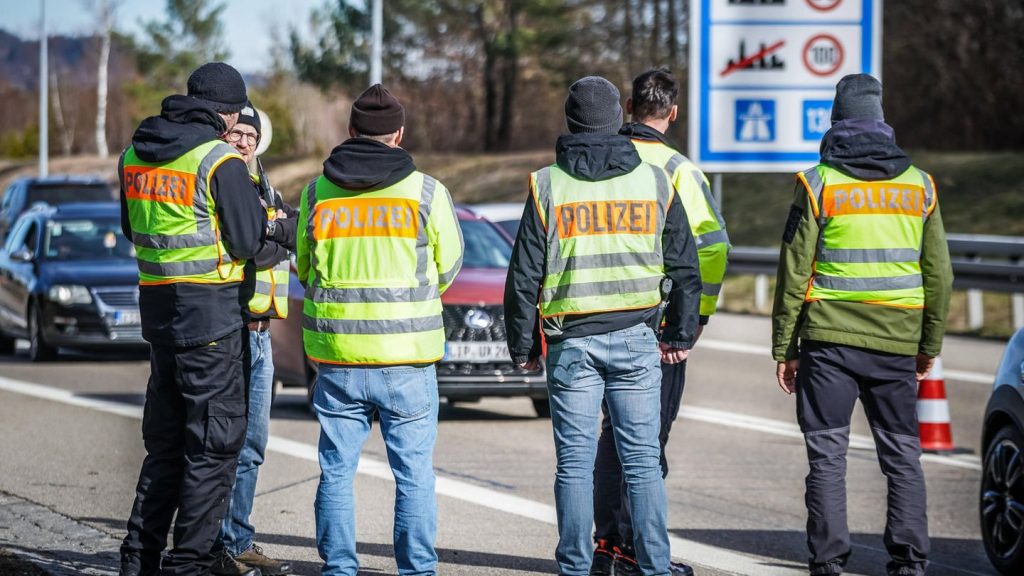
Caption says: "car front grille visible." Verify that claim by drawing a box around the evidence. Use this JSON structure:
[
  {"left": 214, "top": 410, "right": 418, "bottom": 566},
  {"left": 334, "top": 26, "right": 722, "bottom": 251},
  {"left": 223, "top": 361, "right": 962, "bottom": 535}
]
[
  {"left": 109, "top": 325, "right": 144, "bottom": 341},
  {"left": 437, "top": 362, "right": 543, "bottom": 377},
  {"left": 93, "top": 288, "right": 138, "bottom": 308},
  {"left": 442, "top": 304, "right": 506, "bottom": 342}
]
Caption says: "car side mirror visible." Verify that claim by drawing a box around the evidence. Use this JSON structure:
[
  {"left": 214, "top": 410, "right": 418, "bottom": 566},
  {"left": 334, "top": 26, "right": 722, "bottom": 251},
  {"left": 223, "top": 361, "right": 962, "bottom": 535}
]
[{"left": 10, "top": 248, "right": 32, "bottom": 262}]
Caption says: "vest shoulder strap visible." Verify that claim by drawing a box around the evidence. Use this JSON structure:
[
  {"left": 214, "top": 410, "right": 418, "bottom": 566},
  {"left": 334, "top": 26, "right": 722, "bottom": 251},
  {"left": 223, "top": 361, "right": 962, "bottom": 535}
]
[{"left": 797, "top": 166, "right": 825, "bottom": 223}]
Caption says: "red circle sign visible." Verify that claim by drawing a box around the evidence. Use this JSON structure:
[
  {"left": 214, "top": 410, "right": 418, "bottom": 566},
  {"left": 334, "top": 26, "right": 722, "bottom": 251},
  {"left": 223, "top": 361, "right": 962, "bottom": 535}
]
[
  {"left": 802, "top": 34, "right": 844, "bottom": 76},
  {"left": 806, "top": 0, "right": 842, "bottom": 11}
]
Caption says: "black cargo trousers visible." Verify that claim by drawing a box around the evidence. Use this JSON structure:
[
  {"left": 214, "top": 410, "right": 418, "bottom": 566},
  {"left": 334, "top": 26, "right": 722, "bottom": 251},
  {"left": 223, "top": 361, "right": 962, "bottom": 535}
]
[
  {"left": 120, "top": 328, "right": 250, "bottom": 576},
  {"left": 593, "top": 360, "right": 687, "bottom": 548},
  {"left": 797, "top": 341, "right": 929, "bottom": 576}
]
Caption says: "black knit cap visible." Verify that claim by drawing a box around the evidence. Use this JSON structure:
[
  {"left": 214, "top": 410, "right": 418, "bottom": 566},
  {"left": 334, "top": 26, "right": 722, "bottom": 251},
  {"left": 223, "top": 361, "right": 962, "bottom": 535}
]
[
  {"left": 187, "top": 62, "right": 248, "bottom": 114},
  {"left": 831, "top": 73, "right": 884, "bottom": 124},
  {"left": 236, "top": 101, "right": 261, "bottom": 135},
  {"left": 564, "top": 76, "right": 623, "bottom": 135},
  {"left": 350, "top": 84, "right": 405, "bottom": 136}
]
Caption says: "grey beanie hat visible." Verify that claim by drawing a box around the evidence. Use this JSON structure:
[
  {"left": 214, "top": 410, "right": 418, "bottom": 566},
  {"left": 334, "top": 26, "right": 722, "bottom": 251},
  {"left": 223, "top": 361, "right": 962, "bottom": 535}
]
[
  {"left": 187, "top": 62, "right": 248, "bottom": 114},
  {"left": 831, "top": 73, "right": 884, "bottom": 124},
  {"left": 564, "top": 76, "right": 623, "bottom": 135}
]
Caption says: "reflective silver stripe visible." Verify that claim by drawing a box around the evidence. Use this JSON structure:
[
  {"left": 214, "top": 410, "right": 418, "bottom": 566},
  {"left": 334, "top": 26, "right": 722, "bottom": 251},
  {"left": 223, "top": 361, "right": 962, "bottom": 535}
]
[
  {"left": 137, "top": 258, "right": 220, "bottom": 277},
  {"left": 692, "top": 169, "right": 727, "bottom": 228},
  {"left": 302, "top": 314, "right": 444, "bottom": 335},
  {"left": 702, "top": 282, "right": 722, "bottom": 297},
  {"left": 542, "top": 275, "right": 663, "bottom": 302},
  {"left": 917, "top": 168, "right": 934, "bottom": 221},
  {"left": 813, "top": 274, "right": 923, "bottom": 291},
  {"left": 801, "top": 167, "right": 825, "bottom": 224},
  {"left": 306, "top": 284, "right": 440, "bottom": 304},
  {"left": 534, "top": 167, "right": 560, "bottom": 265},
  {"left": 436, "top": 177, "right": 463, "bottom": 285},
  {"left": 652, "top": 164, "right": 671, "bottom": 256},
  {"left": 415, "top": 174, "right": 437, "bottom": 285},
  {"left": 695, "top": 228, "right": 730, "bottom": 248},
  {"left": 305, "top": 177, "right": 320, "bottom": 287},
  {"left": 550, "top": 251, "right": 662, "bottom": 272},
  {"left": 255, "top": 279, "right": 289, "bottom": 297},
  {"left": 664, "top": 153, "right": 684, "bottom": 177},
  {"left": 131, "top": 230, "right": 217, "bottom": 249},
  {"left": 817, "top": 247, "right": 920, "bottom": 263}
]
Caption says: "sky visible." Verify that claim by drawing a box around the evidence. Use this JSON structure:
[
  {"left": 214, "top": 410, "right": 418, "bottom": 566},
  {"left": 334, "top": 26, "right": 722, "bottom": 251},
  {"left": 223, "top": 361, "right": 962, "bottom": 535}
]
[{"left": 3, "top": 0, "right": 324, "bottom": 74}]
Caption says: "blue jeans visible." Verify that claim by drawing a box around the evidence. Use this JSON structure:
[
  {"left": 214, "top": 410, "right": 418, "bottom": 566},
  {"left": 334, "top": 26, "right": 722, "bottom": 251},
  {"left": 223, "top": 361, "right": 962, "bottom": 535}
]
[
  {"left": 545, "top": 324, "right": 669, "bottom": 576},
  {"left": 314, "top": 364, "right": 439, "bottom": 576},
  {"left": 217, "top": 328, "right": 274, "bottom": 556}
]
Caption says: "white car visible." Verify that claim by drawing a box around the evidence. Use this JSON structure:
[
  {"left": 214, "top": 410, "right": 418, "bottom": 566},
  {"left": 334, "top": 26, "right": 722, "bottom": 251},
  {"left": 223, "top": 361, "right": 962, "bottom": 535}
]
[{"left": 468, "top": 203, "right": 525, "bottom": 239}]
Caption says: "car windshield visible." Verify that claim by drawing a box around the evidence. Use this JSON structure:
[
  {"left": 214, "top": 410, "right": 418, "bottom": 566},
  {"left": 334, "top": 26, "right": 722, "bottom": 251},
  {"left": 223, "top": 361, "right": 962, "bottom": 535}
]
[
  {"left": 461, "top": 219, "right": 512, "bottom": 269},
  {"left": 495, "top": 219, "right": 519, "bottom": 239},
  {"left": 43, "top": 218, "right": 134, "bottom": 262},
  {"left": 27, "top": 184, "right": 115, "bottom": 206}
]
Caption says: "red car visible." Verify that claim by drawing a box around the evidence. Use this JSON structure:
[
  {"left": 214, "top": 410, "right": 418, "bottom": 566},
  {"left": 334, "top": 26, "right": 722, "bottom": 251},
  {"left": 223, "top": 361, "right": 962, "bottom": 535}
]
[{"left": 271, "top": 206, "right": 550, "bottom": 417}]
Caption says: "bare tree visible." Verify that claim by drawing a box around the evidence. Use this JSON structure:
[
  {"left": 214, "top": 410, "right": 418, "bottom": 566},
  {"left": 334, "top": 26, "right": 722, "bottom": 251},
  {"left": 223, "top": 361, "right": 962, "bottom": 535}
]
[{"left": 91, "top": 0, "right": 119, "bottom": 158}]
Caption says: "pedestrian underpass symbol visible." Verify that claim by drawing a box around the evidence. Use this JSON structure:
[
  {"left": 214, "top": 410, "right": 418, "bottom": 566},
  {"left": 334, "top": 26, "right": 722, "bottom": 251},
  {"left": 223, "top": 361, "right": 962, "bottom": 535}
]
[{"left": 735, "top": 99, "right": 775, "bottom": 142}]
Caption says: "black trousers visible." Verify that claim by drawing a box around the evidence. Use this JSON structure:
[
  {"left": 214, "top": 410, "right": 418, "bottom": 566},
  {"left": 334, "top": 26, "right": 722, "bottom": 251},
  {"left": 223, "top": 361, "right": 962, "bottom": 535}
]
[
  {"left": 797, "top": 341, "right": 928, "bottom": 576},
  {"left": 120, "top": 328, "right": 250, "bottom": 576},
  {"left": 593, "top": 360, "right": 687, "bottom": 548}
]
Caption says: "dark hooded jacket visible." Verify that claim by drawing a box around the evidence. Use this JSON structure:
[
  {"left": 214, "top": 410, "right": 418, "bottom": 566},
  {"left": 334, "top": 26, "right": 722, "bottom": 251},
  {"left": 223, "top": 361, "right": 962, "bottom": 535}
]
[
  {"left": 119, "top": 95, "right": 268, "bottom": 346},
  {"left": 322, "top": 137, "right": 417, "bottom": 190},
  {"left": 772, "top": 119, "right": 953, "bottom": 360},
  {"left": 504, "top": 133, "right": 702, "bottom": 364}
]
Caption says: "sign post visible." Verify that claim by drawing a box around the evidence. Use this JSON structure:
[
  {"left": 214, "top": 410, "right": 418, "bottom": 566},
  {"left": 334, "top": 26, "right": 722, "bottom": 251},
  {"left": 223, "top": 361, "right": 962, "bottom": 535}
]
[{"left": 689, "top": 0, "right": 882, "bottom": 173}]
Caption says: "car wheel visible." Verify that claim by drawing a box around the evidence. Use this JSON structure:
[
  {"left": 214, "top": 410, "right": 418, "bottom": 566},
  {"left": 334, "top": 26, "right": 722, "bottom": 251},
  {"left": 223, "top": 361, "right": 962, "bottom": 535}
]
[
  {"left": 28, "top": 302, "right": 57, "bottom": 362},
  {"left": 532, "top": 397, "right": 551, "bottom": 418},
  {"left": 981, "top": 424, "right": 1024, "bottom": 574}
]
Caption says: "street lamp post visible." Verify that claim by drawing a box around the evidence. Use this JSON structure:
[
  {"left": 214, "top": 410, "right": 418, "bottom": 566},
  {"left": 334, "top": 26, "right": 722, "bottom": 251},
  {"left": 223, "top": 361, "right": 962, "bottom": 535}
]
[
  {"left": 370, "top": 0, "right": 382, "bottom": 86},
  {"left": 39, "top": 0, "right": 48, "bottom": 177}
]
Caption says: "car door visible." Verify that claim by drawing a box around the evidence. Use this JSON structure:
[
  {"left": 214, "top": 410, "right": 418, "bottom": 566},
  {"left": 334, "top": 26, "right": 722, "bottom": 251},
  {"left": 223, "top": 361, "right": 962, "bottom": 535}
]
[{"left": 0, "top": 219, "right": 30, "bottom": 335}]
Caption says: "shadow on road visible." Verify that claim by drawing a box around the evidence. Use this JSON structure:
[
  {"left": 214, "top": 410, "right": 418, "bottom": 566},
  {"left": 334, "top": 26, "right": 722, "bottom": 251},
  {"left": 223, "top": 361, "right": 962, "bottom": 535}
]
[
  {"left": 671, "top": 529, "right": 995, "bottom": 576},
  {"left": 270, "top": 394, "right": 541, "bottom": 423}
]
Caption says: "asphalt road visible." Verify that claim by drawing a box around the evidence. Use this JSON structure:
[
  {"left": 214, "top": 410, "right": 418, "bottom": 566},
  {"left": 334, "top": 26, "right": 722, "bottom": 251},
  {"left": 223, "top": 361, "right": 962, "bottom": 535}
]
[{"left": 0, "top": 313, "right": 1003, "bottom": 576}]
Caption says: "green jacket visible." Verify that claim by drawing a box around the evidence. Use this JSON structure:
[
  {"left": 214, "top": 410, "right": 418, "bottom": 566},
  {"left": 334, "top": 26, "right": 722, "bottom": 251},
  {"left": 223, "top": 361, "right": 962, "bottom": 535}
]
[{"left": 771, "top": 180, "right": 953, "bottom": 361}]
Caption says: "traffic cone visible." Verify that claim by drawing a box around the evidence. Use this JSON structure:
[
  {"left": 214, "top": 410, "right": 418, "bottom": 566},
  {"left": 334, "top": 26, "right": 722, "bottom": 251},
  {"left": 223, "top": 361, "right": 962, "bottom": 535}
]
[{"left": 917, "top": 357, "right": 954, "bottom": 453}]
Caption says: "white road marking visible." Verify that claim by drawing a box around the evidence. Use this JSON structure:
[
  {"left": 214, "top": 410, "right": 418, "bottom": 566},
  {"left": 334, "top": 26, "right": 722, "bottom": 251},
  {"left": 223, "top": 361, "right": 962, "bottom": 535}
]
[
  {"left": 0, "top": 374, "right": 983, "bottom": 574},
  {"left": 699, "top": 339, "right": 997, "bottom": 385}
]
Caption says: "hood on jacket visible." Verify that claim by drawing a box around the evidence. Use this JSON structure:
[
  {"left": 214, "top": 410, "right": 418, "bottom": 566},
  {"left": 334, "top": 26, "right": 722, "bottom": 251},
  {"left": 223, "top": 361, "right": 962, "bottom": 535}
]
[
  {"left": 619, "top": 121, "right": 680, "bottom": 150},
  {"left": 555, "top": 133, "right": 641, "bottom": 182},
  {"left": 322, "top": 138, "right": 416, "bottom": 191},
  {"left": 820, "top": 118, "right": 912, "bottom": 181},
  {"left": 131, "top": 95, "right": 226, "bottom": 163}
]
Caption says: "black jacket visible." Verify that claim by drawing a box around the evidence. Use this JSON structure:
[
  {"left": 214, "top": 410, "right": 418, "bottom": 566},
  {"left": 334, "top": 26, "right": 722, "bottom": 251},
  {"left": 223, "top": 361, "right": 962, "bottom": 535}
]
[
  {"left": 504, "top": 133, "right": 702, "bottom": 364},
  {"left": 119, "top": 95, "right": 268, "bottom": 347}
]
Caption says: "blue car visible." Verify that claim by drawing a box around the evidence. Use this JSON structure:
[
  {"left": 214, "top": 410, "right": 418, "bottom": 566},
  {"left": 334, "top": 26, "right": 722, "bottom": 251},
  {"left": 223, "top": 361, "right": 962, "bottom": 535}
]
[{"left": 0, "top": 202, "right": 145, "bottom": 360}]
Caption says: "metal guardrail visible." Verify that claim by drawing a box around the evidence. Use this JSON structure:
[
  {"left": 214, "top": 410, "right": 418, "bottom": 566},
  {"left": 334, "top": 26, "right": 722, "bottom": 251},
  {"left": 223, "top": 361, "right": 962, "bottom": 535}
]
[{"left": 729, "top": 234, "right": 1024, "bottom": 292}]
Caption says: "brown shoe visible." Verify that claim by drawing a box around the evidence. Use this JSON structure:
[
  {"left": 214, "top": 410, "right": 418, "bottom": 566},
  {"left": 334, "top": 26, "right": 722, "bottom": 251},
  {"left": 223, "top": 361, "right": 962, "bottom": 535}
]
[
  {"left": 234, "top": 544, "right": 291, "bottom": 576},
  {"left": 209, "top": 549, "right": 261, "bottom": 576}
]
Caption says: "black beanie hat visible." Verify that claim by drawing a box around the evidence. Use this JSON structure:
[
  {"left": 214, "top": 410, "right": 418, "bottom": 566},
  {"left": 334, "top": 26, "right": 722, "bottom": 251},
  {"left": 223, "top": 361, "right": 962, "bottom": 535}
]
[
  {"left": 564, "top": 76, "right": 623, "bottom": 135},
  {"left": 831, "top": 73, "right": 884, "bottom": 124},
  {"left": 187, "top": 62, "right": 248, "bottom": 114},
  {"left": 237, "top": 101, "right": 261, "bottom": 135},
  {"left": 350, "top": 84, "right": 405, "bottom": 136}
]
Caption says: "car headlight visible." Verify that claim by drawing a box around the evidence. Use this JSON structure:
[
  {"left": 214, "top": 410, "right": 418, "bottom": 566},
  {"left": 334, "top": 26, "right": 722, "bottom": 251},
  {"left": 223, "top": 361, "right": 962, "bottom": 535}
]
[{"left": 48, "top": 285, "right": 93, "bottom": 305}]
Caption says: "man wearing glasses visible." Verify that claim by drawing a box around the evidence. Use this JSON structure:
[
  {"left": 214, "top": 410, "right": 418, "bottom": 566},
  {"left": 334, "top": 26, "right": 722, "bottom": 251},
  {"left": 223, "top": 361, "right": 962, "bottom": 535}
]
[{"left": 210, "top": 103, "right": 297, "bottom": 576}]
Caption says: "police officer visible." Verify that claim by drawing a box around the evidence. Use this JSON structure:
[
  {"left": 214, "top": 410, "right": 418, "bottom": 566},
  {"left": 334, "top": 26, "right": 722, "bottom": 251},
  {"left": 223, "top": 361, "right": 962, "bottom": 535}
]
[
  {"left": 591, "top": 67, "right": 729, "bottom": 576},
  {"left": 118, "top": 62, "right": 268, "bottom": 576},
  {"left": 210, "top": 103, "right": 295, "bottom": 576},
  {"left": 504, "top": 76, "right": 702, "bottom": 576},
  {"left": 772, "top": 74, "right": 953, "bottom": 576},
  {"left": 297, "top": 84, "right": 463, "bottom": 575}
]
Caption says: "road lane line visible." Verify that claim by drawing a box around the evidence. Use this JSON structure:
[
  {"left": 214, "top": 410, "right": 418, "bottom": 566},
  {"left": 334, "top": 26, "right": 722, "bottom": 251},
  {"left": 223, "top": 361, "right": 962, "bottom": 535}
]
[
  {"left": 699, "top": 339, "right": 997, "bottom": 385},
  {"left": 0, "top": 375, "right": 982, "bottom": 574}
]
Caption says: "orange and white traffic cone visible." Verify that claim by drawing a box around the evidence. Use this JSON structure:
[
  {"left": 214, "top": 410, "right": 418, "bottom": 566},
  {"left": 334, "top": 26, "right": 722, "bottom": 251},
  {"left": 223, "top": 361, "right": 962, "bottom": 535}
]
[{"left": 917, "top": 357, "right": 954, "bottom": 453}]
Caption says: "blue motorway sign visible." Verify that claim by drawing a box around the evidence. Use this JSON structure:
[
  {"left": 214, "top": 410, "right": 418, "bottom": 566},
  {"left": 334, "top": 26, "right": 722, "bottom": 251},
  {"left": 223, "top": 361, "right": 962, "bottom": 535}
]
[{"left": 688, "top": 0, "right": 882, "bottom": 172}]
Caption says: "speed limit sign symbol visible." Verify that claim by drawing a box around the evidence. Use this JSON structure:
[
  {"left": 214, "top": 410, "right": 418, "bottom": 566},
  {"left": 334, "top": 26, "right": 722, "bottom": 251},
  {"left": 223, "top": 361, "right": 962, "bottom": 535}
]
[
  {"left": 803, "top": 34, "right": 844, "bottom": 76},
  {"left": 806, "top": 0, "right": 842, "bottom": 10}
]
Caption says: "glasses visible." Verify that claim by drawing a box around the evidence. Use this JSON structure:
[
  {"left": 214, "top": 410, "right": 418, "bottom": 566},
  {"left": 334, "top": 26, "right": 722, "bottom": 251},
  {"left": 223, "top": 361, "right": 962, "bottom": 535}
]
[{"left": 225, "top": 129, "right": 259, "bottom": 147}]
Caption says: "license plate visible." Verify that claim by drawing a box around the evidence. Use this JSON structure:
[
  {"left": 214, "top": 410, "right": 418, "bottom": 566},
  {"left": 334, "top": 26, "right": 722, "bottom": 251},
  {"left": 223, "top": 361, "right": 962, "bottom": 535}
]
[
  {"left": 444, "top": 341, "right": 509, "bottom": 363},
  {"left": 112, "top": 310, "right": 141, "bottom": 326}
]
